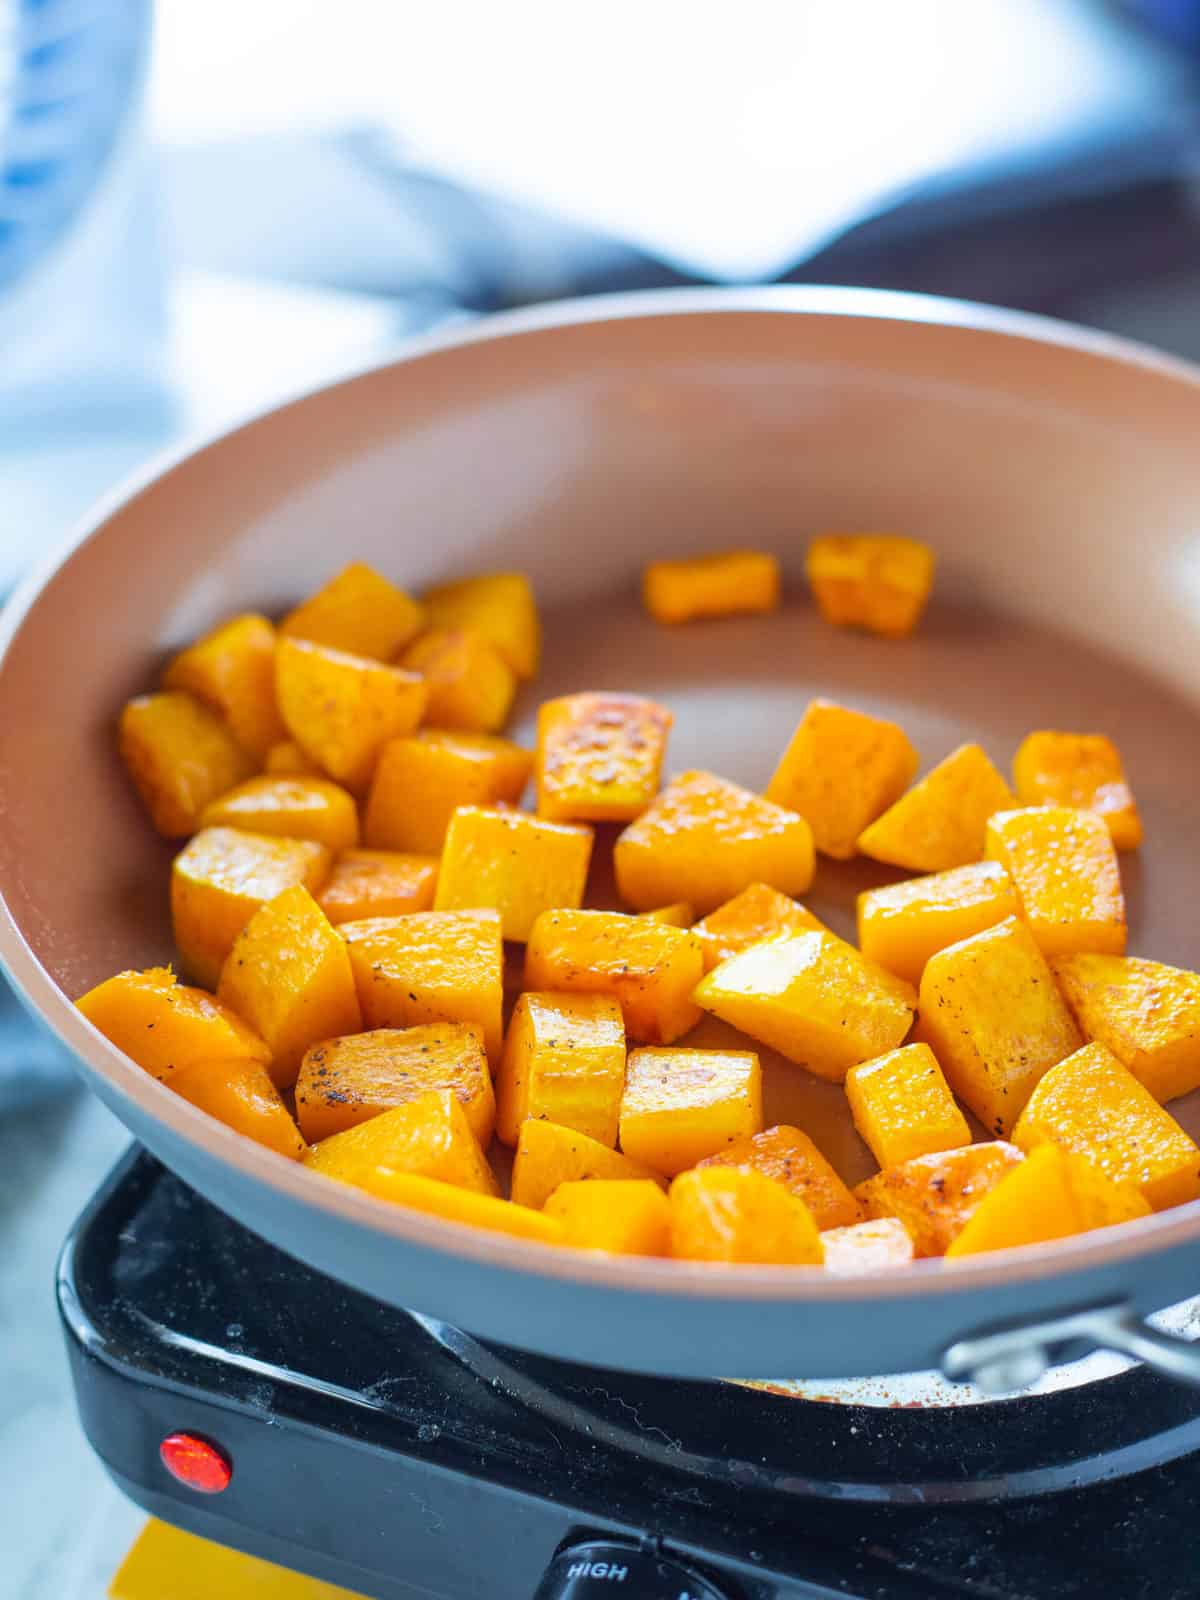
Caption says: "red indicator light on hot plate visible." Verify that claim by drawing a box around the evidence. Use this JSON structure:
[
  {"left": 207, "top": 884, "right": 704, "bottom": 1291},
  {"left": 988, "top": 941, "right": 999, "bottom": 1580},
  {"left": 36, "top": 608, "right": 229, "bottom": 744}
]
[{"left": 159, "top": 1431, "right": 232, "bottom": 1493}]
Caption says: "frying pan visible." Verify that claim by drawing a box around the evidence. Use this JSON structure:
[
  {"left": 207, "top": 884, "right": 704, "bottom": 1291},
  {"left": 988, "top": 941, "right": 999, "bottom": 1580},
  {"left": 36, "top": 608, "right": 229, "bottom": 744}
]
[{"left": 5, "top": 287, "right": 1200, "bottom": 1387}]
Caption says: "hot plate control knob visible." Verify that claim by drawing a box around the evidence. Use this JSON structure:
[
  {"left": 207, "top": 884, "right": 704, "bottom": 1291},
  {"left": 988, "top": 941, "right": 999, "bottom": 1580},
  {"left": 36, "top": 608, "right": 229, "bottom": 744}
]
[{"left": 534, "top": 1540, "right": 734, "bottom": 1600}]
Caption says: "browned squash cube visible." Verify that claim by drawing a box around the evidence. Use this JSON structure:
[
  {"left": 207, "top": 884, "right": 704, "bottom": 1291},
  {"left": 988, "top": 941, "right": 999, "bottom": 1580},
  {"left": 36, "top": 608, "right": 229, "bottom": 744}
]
[
  {"left": 536, "top": 692, "right": 672, "bottom": 822},
  {"left": 170, "top": 1057, "right": 307, "bottom": 1160},
  {"left": 496, "top": 991, "right": 626, "bottom": 1147},
  {"left": 295, "top": 1022, "right": 494, "bottom": 1147},
  {"left": 162, "top": 612, "right": 287, "bottom": 761},
  {"left": 280, "top": 562, "right": 424, "bottom": 660},
  {"left": 434, "top": 806, "right": 593, "bottom": 941},
  {"left": 317, "top": 850, "right": 439, "bottom": 925},
  {"left": 304, "top": 1087, "right": 497, "bottom": 1196},
  {"left": 119, "top": 691, "right": 253, "bottom": 838},
  {"left": 619, "top": 1047, "right": 762, "bottom": 1175},
  {"left": 340, "top": 910, "right": 504, "bottom": 1062},
  {"left": 76, "top": 966, "right": 269, "bottom": 1082},
  {"left": 217, "top": 885, "right": 362, "bottom": 1087}
]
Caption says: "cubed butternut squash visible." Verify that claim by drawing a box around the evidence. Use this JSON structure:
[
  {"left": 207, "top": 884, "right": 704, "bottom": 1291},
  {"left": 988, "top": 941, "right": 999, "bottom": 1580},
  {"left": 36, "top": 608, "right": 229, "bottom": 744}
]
[
  {"left": 637, "top": 902, "right": 694, "bottom": 927},
  {"left": 691, "top": 882, "right": 827, "bottom": 972},
  {"left": 364, "top": 730, "right": 533, "bottom": 854},
  {"left": 264, "top": 739, "right": 323, "bottom": 777},
  {"left": 434, "top": 806, "right": 593, "bottom": 941},
  {"left": 820, "top": 1216, "right": 914, "bottom": 1273},
  {"left": 217, "top": 885, "right": 362, "bottom": 1087},
  {"left": 169, "top": 1057, "right": 307, "bottom": 1159},
  {"left": 855, "top": 1142, "right": 1024, "bottom": 1257},
  {"left": 765, "top": 699, "right": 918, "bottom": 860},
  {"left": 544, "top": 1179, "right": 671, "bottom": 1255},
  {"left": 614, "top": 769, "right": 815, "bottom": 914},
  {"left": 857, "top": 860, "right": 1018, "bottom": 986},
  {"left": 162, "top": 613, "right": 287, "bottom": 761},
  {"left": 340, "top": 1170, "right": 564, "bottom": 1245},
  {"left": 317, "top": 849, "right": 439, "bottom": 925},
  {"left": 845, "top": 1043, "right": 971, "bottom": 1169},
  {"left": 619, "top": 1047, "right": 763, "bottom": 1175},
  {"left": 642, "top": 550, "right": 780, "bottom": 624},
  {"left": 76, "top": 966, "right": 270, "bottom": 1082},
  {"left": 304, "top": 1088, "right": 497, "bottom": 1195},
  {"left": 945, "top": 1144, "right": 1151, "bottom": 1257},
  {"left": 668, "top": 1167, "right": 823, "bottom": 1264},
  {"left": 340, "top": 910, "right": 504, "bottom": 1062},
  {"left": 511, "top": 1118, "right": 664, "bottom": 1209},
  {"left": 693, "top": 930, "right": 913, "bottom": 1082},
  {"left": 696, "top": 1124, "right": 861, "bottom": 1228},
  {"left": 806, "top": 534, "right": 935, "bottom": 638},
  {"left": 400, "top": 627, "right": 516, "bottom": 733},
  {"left": 1051, "top": 953, "right": 1200, "bottom": 1103},
  {"left": 119, "top": 691, "right": 254, "bottom": 838},
  {"left": 1012, "top": 1042, "right": 1200, "bottom": 1210},
  {"left": 171, "top": 826, "right": 332, "bottom": 989},
  {"left": 524, "top": 909, "right": 704, "bottom": 1044},
  {"left": 857, "top": 743, "right": 1015, "bottom": 873},
  {"left": 200, "top": 775, "right": 359, "bottom": 852},
  {"left": 423, "top": 571, "right": 540, "bottom": 679},
  {"left": 496, "top": 992, "right": 625, "bottom": 1147},
  {"left": 535, "top": 692, "right": 673, "bottom": 822},
  {"left": 275, "top": 636, "right": 428, "bottom": 792},
  {"left": 279, "top": 561, "right": 424, "bottom": 660},
  {"left": 295, "top": 1022, "right": 495, "bottom": 1146},
  {"left": 985, "top": 807, "right": 1126, "bottom": 958},
  {"left": 918, "top": 917, "right": 1080, "bottom": 1136},
  {"left": 1013, "top": 730, "right": 1142, "bottom": 850}
]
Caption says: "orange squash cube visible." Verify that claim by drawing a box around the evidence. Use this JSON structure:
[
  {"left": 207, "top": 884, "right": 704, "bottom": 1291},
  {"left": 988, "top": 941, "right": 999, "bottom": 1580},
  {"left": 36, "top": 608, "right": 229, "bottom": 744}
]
[
  {"left": 339, "top": 1168, "right": 565, "bottom": 1244},
  {"left": 264, "top": 739, "right": 323, "bottom": 777},
  {"left": 275, "top": 636, "right": 428, "bottom": 792},
  {"left": 945, "top": 1144, "right": 1151, "bottom": 1258},
  {"left": 857, "top": 743, "right": 1015, "bottom": 872},
  {"left": 317, "top": 849, "right": 438, "bottom": 926},
  {"left": 918, "top": 917, "right": 1079, "bottom": 1137},
  {"left": 1013, "top": 730, "right": 1142, "bottom": 850},
  {"left": 434, "top": 806, "right": 593, "bottom": 941},
  {"left": 637, "top": 902, "right": 694, "bottom": 927},
  {"left": 857, "top": 860, "right": 1018, "bottom": 986},
  {"left": 496, "top": 992, "right": 625, "bottom": 1147},
  {"left": 304, "top": 1088, "right": 497, "bottom": 1195},
  {"left": 535, "top": 692, "right": 672, "bottom": 822},
  {"left": 217, "top": 886, "right": 361, "bottom": 1087},
  {"left": 765, "top": 700, "right": 918, "bottom": 861},
  {"left": 163, "top": 612, "right": 287, "bottom": 761},
  {"left": 340, "top": 910, "right": 504, "bottom": 1062},
  {"left": 169, "top": 1057, "right": 307, "bottom": 1159},
  {"left": 423, "top": 571, "right": 540, "bottom": 679},
  {"left": 279, "top": 561, "right": 424, "bottom": 660},
  {"left": 806, "top": 533, "right": 935, "bottom": 638},
  {"left": 524, "top": 909, "right": 705, "bottom": 1044},
  {"left": 691, "top": 882, "right": 827, "bottom": 972},
  {"left": 855, "top": 1142, "right": 1025, "bottom": 1256},
  {"left": 820, "top": 1217, "right": 914, "bottom": 1274},
  {"left": 200, "top": 775, "right": 359, "bottom": 852},
  {"left": 544, "top": 1179, "right": 671, "bottom": 1255},
  {"left": 1051, "top": 953, "right": 1200, "bottom": 1103},
  {"left": 693, "top": 931, "right": 913, "bottom": 1082},
  {"left": 171, "top": 826, "right": 331, "bottom": 989},
  {"left": 295, "top": 1022, "right": 494, "bottom": 1146},
  {"left": 614, "top": 769, "right": 815, "bottom": 914},
  {"left": 1012, "top": 1042, "right": 1200, "bottom": 1210},
  {"left": 619, "top": 1047, "right": 762, "bottom": 1175},
  {"left": 668, "top": 1167, "right": 823, "bottom": 1264},
  {"left": 511, "top": 1118, "right": 664, "bottom": 1209},
  {"left": 118, "top": 691, "right": 254, "bottom": 838},
  {"left": 76, "top": 966, "right": 270, "bottom": 1082},
  {"left": 642, "top": 549, "right": 781, "bottom": 625},
  {"left": 986, "top": 806, "right": 1126, "bottom": 958},
  {"left": 400, "top": 627, "right": 516, "bottom": 733},
  {"left": 696, "top": 1124, "right": 861, "bottom": 1228},
  {"left": 364, "top": 730, "right": 533, "bottom": 854},
  {"left": 845, "top": 1043, "right": 971, "bottom": 1169}
]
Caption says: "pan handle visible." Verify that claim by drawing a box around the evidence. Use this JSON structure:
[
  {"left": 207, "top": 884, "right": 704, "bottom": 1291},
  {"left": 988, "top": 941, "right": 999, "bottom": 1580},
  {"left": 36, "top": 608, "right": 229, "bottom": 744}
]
[{"left": 942, "top": 1302, "right": 1200, "bottom": 1394}]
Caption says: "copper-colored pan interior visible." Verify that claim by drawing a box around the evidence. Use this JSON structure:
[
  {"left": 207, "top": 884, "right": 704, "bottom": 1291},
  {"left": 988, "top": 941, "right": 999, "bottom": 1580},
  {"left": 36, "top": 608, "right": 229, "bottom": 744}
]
[{"left": 3, "top": 291, "right": 1200, "bottom": 1300}]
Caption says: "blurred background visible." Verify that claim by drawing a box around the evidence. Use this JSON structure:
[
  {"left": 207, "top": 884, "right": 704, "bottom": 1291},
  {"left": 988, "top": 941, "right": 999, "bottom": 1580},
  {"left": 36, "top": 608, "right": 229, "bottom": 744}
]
[{"left": 5, "top": 1, "right": 1200, "bottom": 1592}]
